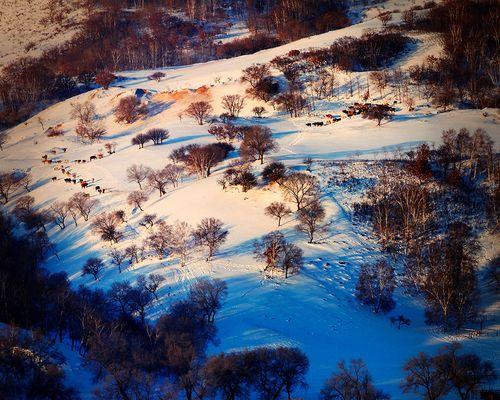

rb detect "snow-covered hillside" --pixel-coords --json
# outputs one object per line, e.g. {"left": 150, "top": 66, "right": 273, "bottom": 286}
{"left": 0, "top": 0, "right": 83, "bottom": 67}
{"left": 1, "top": 1, "right": 499, "bottom": 397}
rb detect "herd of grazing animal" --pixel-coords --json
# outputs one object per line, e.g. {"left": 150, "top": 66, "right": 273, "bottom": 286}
{"left": 306, "top": 102, "right": 397, "bottom": 127}
{"left": 48, "top": 153, "right": 107, "bottom": 193}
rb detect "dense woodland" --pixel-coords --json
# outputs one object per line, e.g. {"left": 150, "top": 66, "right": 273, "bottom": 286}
{"left": 0, "top": 0, "right": 350, "bottom": 127}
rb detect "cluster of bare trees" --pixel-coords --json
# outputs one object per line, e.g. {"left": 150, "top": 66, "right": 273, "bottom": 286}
{"left": 321, "top": 346, "right": 497, "bottom": 400}
{"left": 221, "top": 94, "right": 245, "bottom": 118}
{"left": 185, "top": 101, "right": 213, "bottom": 125}
{"left": 208, "top": 122, "right": 242, "bottom": 142}
{"left": 436, "top": 128, "right": 496, "bottom": 183}
{"left": 170, "top": 143, "right": 230, "bottom": 179}
{"left": 91, "top": 211, "right": 125, "bottom": 244}
{"left": 241, "top": 63, "right": 280, "bottom": 102}
{"left": 131, "top": 128, "right": 169, "bottom": 149}
{"left": 352, "top": 131, "right": 497, "bottom": 331}
{"left": 114, "top": 95, "right": 148, "bottom": 124}
{"left": 71, "top": 101, "right": 106, "bottom": 143}
{"left": 0, "top": 171, "right": 25, "bottom": 204}
{"left": 355, "top": 177, "right": 432, "bottom": 249}
{"left": 405, "top": 222, "right": 481, "bottom": 331}
{"left": 126, "top": 163, "right": 184, "bottom": 200}
{"left": 356, "top": 260, "right": 396, "bottom": 313}
{"left": 401, "top": 344, "right": 496, "bottom": 400}
{"left": 240, "top": 125, "right": 277, "bottom": 164}
{"left": 253, "top": 231, "right": 303, "bottom": 279}
{"left": 405, "top": 0, "right": 499, "bottom": 108}
{"left": 143, "top": 217, "right": 228, "bottom": 265}
{"left": 40, "top": 192, "right": 100, "bottom": 230}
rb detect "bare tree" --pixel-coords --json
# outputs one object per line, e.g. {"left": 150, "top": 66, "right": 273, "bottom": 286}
{"left": 95, "top": 71, "right": 115, "bottom": 89}
{"left": 137, "top": 273, "right": 165, "bottom": 300}
{"left": 254, "top": 231, "right": 303, "bottom": 278}
{"left": 18, "top": 172, "right": 32, "bottom": 192}
{"left": 252, "top": 106, "right": 266, "bottom": 118}
{"left": 265, "top": 202, "right": 292, "bottom": 226}
{"left": 71, "top": 101, "right": 105, "bottom": 143}
{"left": 81, "top": 257, "right": 105, "bottom": 281}
{"left": 221, "top": 94, "right": 245, "bottom": 118}
{"left": 91, "top": 212, "right": 123, "bottom": 243}
{"left": 126, "top": 164, "right": 151, "bottom": 190}
{"left": 109, "top": 249, "right": 127, "bottom": 273}
{"left": 193, "top": 217, "right": 228, "bottom": 261}
{"left": 146, "top": 128, "right": 169, "bottom": 145}
{"left": 49, "top": 201, "right": 69, "bottom": 229}
{"left": 125, "top": 245, "right": 143, "bottom": 265}
{"left": 114, "top": 96, "right": 147, "bottom": 124}
{"left": 189, "top": 277, "right": 228, "bottom": 323}
{"left": 70, "top": 101, "right": 96, "bottom": 126}
{"left": 149, "top": 72, "right": 165, "bottom": 82}
{"left": 442, "top": 344, "right": 497, "bottom": 400}
{"left": 241, "top": 64, "right": 271, "bottom": 90}
{"left": 127, "top": 191, "right": 149, "bottom": 211}
{"left": 67, "top": 201, "right": 79, "bottom": 227}
{"left": 321, "top": 359, "right": 388, "bottom": 400}
{"left": 13, "top": 195, "right": 34, "bottom": 215}
{"left": 146, "top": 169, "right": 168, "bottom": 197}
{"left": 173, "top": 144, "right": 226, "bottom": 178}
{"left": 369, "top": 71, "right": 388, "bottom": 97}
{"left": 68, "top": 192, "right": 99, "bottom": 221}
{"left": 0, "top": 172, "right": 21, "bottom": 204}
{"left": 378, "top": 11, "right": 392, "bottom": 26}
{"left": 240, "top": 125, "right": 277, "bottom": 164}
{"left": 185, "top": 101, "right": 213, "bottom": 125}
{"left": 356, "top": 260, "right": 396, "bottom": 313}
{"left": 145, "top": 221, "right": 171, "bottom": 259}
{"left": 0, "top": 130, "right": 8, "bottom": 151}
{"left": 362, "top": 104, "right": 394, "bottom": 126}
{"left": 280, "top": 172, "right": 320, "bottom": 210}
{"left": 401, "top": 352, "right": 451, "bottom": 400}
{"left": 296, "top": 200, "right": 326, "bottom": 243}
{"left": 162, "top": 164, "right": 184, "bottom": 188}
{"left": 131, "top": 133, "right": 150, "bottom": 149}
{"left": 274, "top": 92, "right": 308, "bottom": 118}
{"left": 138, "top": 214, "right": 157, "bottom": 229}
{"left": 168, "top": 221, "right": 194, "bottom": 267}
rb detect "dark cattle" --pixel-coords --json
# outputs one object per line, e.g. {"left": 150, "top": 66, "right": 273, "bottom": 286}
{"left": 95, "top": 186, "right": 101, "bottom": 191}
{"left": 79, "top": 179, "right": 83, "bottom": 183}
{"left": 312, "top": 122, "right": 324, "bottom": 127}
{"left": 90, "top": 155, "right": 97, "bottom": 161}
{"left": 72, "top": 179, "right": 76, "bottom": 184}
{"left": 97, "top": 189, "right": 102, "bottom": 194}
{"left": 64, "top": 178, "right": 72, "bottom": 183}
{"left": 306, "top": 123, "right": 312, "bottom": 127}
{"left": 52, "top": 177, "right": 57, "bottom": 181}
{"left": 102, "top": 188, "right": 106, "bottom": 193}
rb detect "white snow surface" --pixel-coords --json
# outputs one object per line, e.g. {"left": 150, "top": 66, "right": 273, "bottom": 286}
{"left": 1, "top": 1, "right": 499, "bottom": 398}
{"left": 0, "top": 0, "right": 83, "bottom": 67}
